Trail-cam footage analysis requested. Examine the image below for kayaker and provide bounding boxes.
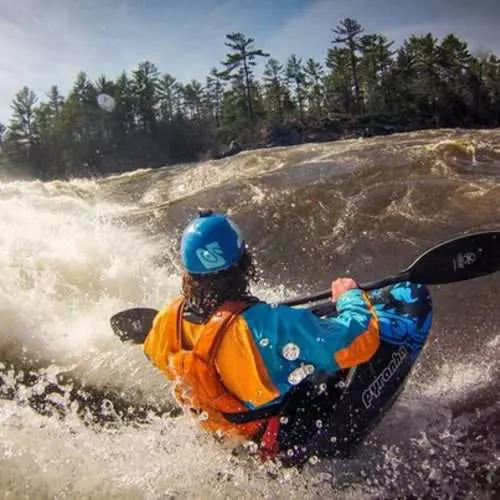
[143,210,383,462]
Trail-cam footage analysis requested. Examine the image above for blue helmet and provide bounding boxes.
[180,211,246,275]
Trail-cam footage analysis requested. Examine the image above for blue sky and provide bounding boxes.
[1,0,499,123]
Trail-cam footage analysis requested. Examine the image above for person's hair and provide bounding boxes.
[181,249,259,317]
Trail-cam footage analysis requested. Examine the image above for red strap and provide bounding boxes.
[259,416,280,461]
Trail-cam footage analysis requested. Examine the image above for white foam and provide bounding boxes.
[0,179,178,394]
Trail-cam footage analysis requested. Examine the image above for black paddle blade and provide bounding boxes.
[407,230,500,285]
[110,308,159,343]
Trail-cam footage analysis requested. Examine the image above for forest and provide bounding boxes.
[0,18,499,180]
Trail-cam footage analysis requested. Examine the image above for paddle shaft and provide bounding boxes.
[281,272,409,306]
[110,230,500,340]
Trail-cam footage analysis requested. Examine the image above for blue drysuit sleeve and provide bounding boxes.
[241,289,379,398]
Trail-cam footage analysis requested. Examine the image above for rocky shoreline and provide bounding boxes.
[213,118,425,160]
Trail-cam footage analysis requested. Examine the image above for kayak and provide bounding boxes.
[111,230,500,465]
[110,281,433,466]
[274,281,433,466]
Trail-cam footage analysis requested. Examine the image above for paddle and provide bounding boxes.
[281,230,500,306]
[110,230,500,343]
[111,307,159,344]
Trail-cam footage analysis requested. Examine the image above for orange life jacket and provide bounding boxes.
[158,297,266,438]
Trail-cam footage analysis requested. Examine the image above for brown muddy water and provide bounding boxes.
[1,129,499,498]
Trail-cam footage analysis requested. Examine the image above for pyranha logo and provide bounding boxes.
[453,251,476,270]
[361,346,408,409]
[195,242,227,270]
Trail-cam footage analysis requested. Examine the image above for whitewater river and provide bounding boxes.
[1,129,499,498]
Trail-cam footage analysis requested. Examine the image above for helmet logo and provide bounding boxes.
[195,242,227,270]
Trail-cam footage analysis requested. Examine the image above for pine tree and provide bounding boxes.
[304,58,324,120]
[436,34,471,124]
[359,34,394,116]
[3,86,41,178]
[332,18,364,113]
[158,73,178,123]
[182,80,204,119]
[131,61,160,133]
[325,47,353,114]
[220,32,269,126]
[204,68,224,128]
[404,34,440,123]
[263,58,287,123]
[286,55,306,120]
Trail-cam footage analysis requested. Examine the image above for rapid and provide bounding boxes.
[0,129,499,498]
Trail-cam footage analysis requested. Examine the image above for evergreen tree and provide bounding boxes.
[286,55,306,120]
[158,73,178,123]
[403,34,440,123]
[183,80,204,119]
[435,34,471,124]
[220,32,269,126]
[332,18,364,112]
[131,61,160,133]
[304,58,324,120]
[204,68,224,128]
[325,47,353,113]
[263,58,287,123]
[113,71,135,143]
[358,34,394,116]
[3,86,41,178]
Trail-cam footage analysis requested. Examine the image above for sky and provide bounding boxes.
[1,0,500,123]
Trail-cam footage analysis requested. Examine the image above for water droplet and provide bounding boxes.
[101,400,113,411]
[308,455,319,465]
[287,449,294,457]
[198,411,209,421]
[246,441,258,454]
[287,364,315,385]
[318,383,327,394]
[280,416,289,424]
[288,367,306,385]
[330,436,337,443]
[316,420,323,429]
[97,93,116,112]
[282,342,300,361]
[259,338,269,347]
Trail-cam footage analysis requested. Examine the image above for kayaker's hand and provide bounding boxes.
[331,277,358,302]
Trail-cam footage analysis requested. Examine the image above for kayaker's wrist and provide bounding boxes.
[331,277,358,302]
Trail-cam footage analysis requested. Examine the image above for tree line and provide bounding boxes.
[0,18,499,180]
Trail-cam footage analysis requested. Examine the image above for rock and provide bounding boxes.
[214,140,242,159]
